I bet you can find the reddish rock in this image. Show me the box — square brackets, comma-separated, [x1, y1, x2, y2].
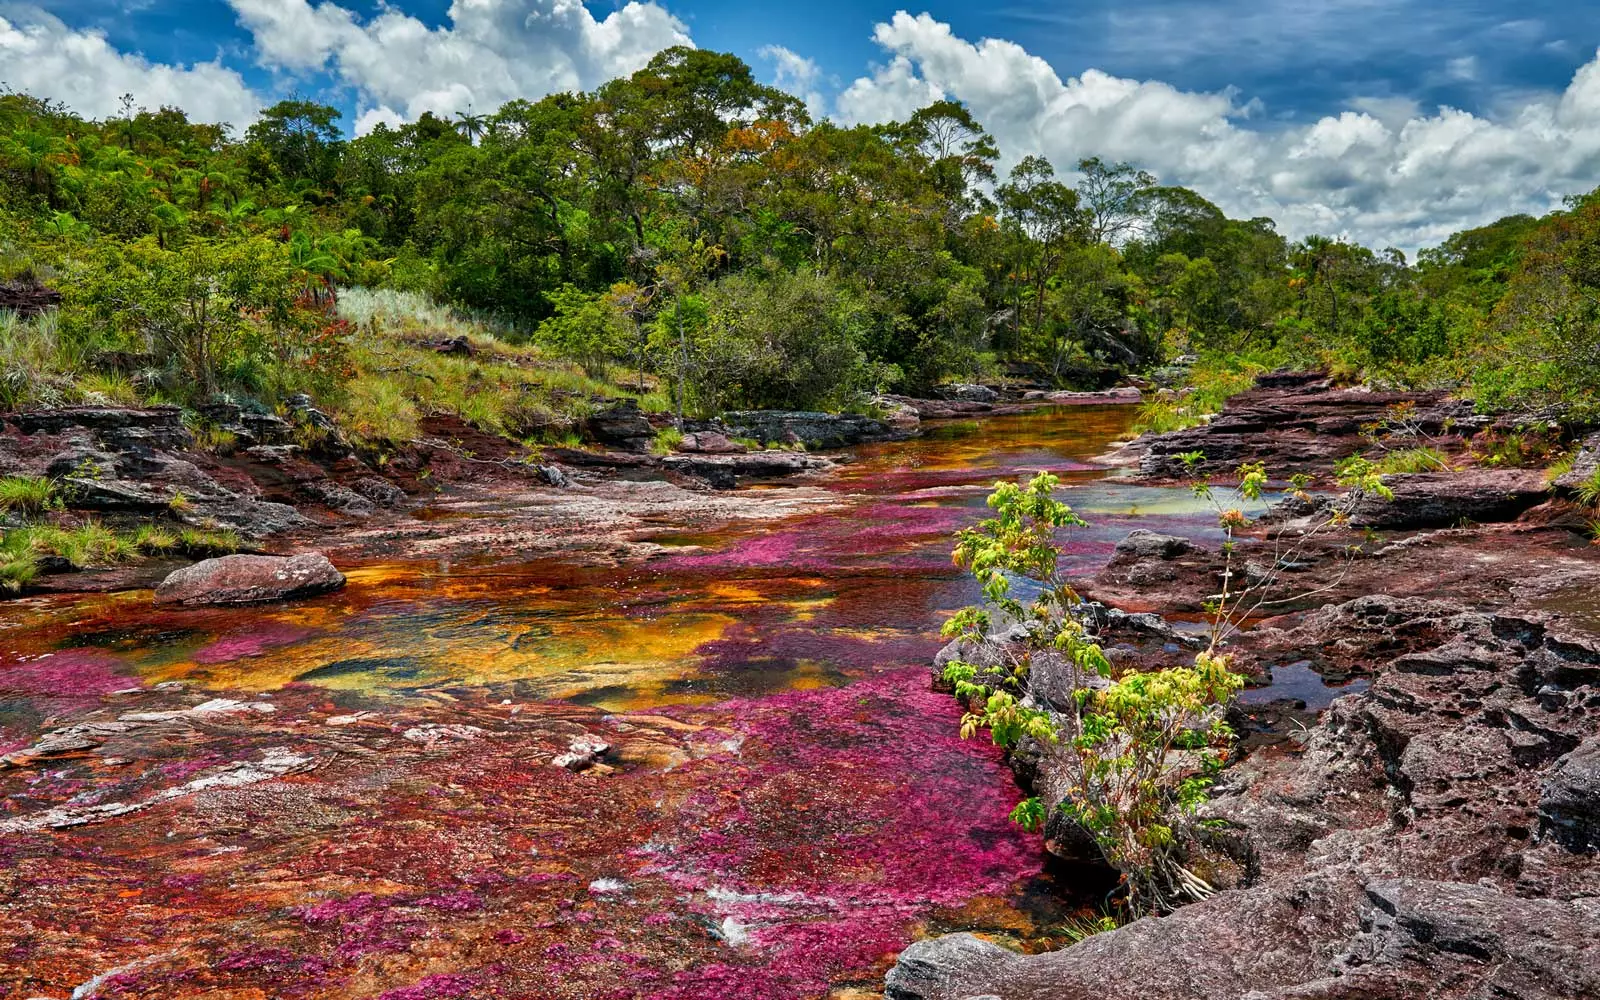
[677, 431, 745, 454]
[153, 553, 346, 606]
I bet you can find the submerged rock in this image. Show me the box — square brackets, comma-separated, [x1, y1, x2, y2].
[154, 553, 346, 606]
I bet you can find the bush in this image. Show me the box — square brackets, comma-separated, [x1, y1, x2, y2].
[942, 472, 1241, 916]
[650, 426, 683, 456]
[688, 268, 870, 412]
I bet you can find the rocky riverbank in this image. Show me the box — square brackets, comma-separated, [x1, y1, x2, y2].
[1, 382, 1146, 598]
[888, 374, 1600, 1000]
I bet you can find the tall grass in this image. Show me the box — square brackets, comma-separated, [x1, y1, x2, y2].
[1375, 446, 1451, 474]
[0, 475, 58, 515]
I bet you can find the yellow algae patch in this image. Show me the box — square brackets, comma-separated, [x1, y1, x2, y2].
[136, 607, 740, 697]
[705, 582, 768, 603]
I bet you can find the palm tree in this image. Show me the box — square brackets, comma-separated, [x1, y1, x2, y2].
[454, 109, 489, 144]
[0, 129, 68, 204]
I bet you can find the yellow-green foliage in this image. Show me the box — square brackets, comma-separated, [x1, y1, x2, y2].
[1375, 446, 1451, 474]
[1133, 363, 1260, 435]
[24, 521, 137, 567]
[0, 475, 58, 515]
[331, 287, 662, 447]
[650, 426, 683, 456]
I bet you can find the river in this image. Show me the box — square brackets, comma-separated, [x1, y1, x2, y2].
[1, 404, 1272, 999]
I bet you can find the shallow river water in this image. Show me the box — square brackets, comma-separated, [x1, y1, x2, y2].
[3, 405, 1294, 999]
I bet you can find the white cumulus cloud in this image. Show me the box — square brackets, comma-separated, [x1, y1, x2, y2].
[0, 7, 262, 127]
[228, 0, 692, 126]
[836, 11, 1600, 251]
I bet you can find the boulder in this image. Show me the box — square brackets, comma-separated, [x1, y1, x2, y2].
[661, 451, 833, 490]
[1040, 386, 1143, 404]
[154, 553, 346, 607]
[1540, 737, 1600, 851]
[1554, 431, 1600, 492]
[937, 383, 1001, 404]
[885, 933, 1020, 1000]
[1114, 529, 1194, 560]
[677, 431, 745, 454]
[350, 476, 408, 507]
[586, 399, 656, 451]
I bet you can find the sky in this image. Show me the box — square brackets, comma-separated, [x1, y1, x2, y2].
[4, 0, 1600, 252]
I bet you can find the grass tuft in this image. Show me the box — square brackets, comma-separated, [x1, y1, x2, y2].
[0, 475, 58, 515]
[1376, 446, 1451, 474]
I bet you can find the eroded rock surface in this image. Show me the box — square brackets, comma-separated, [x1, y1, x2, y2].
[893, 590, 1600, 1000]
[1136, 376, 1476, 479]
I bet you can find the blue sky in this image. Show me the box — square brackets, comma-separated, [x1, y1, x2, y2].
[28, 0, 1600, 131]
[6, 1, 1600, 249]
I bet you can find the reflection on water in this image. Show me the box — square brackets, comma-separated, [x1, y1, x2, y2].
[3, 406, 1262, 713]
[1529, 580, 1600, 639]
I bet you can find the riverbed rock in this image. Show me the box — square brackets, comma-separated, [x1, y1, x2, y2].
[1343, 468, 1549, 529]
[153, 553, 346, 606]
[677, 431, 745, 454]
[886, 933, 1020, 1000]
[1024, 386, 1143, 404]
[895, 590, 1600, 999]
[1137, 376, 1476, 479]
[6, 405, 195, 452]
[586, 399, 657, 451]
[721, 410, 904, 449]
[871, 396, 923, 433]
[937, 383, 1001, 404]
[661, 451, 833, 489]
[1553, 431, 1600, 492]
[1540, 737, 1600, 851]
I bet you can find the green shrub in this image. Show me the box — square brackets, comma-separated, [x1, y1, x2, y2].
[339, 374, 421, 445]
[132, 524, 178, 554]
[0, 530, 37, 593]
[24, 521, 137, 568]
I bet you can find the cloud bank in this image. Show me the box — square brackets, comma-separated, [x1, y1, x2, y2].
[228, 0, 691, 132]
[837, 12, 1600, 250]
[2, 4, 1599, 249]
[0, 7, 261, 126]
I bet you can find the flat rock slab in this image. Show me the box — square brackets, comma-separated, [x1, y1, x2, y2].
[154, 553, 346, 606]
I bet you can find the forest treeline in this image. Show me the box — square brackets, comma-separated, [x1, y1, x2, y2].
[3, 46, 1599, 430]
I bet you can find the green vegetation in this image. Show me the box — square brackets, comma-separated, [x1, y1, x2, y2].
[942, 461, 1393, 916]
[1133, 363, 1260, 434]
[939, 472, 1240, 916]
[650, 426, 685, 457]
[5, 53, 1599, 431]
[0, 515, 241, 593]
[0, 475, 58, 515]
[1375, 446, 1451, 474]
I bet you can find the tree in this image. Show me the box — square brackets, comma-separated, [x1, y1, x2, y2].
[245, 100, 344, 187]
[83, 236, 302, 396]
[1076, 156, 1157, 245]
